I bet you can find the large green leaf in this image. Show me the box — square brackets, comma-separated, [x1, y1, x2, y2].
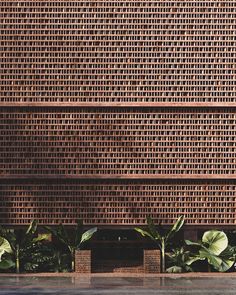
[0, 250, 4, 261]
[166, 215, 184, 242]
[146, 216, 162, 241]
[44, 226, 58, 238]
[199, 249, 222, 269]
[217, 246, 236, 272]
[185, 240, 201, 247]
[26, 220, 37, 236]
[202, 230, 228, 255]
[0, 259, 15, 270]
[44, 225, 70, 248]
[218, 257, 235, 272]
[79, 227, 97, 246]
[186, 255, 204, 265]
[199, 248, 234, 272]
[0, 237, 12, 260]
[134, 228, 156, 241]
[0, 228, 16, 251]
[32, 234, 51, 244]
[186, 230, 235, 272]
[221, 245, 236, 259]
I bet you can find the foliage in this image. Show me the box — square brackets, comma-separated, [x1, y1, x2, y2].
[45, 220, 97, 271]
[0, 237, 15, 271]
[185, 230, 236, 272]
[38, 241, 71, 273]
[0, 237, 12, 259]
[22, 241, 70, 273]
[49, 251, 71, 273]
[22, 242, 54, 272]
[0, 220, 50, 273]
[166, 247, 193, 273]
[135, 215, 184, 272]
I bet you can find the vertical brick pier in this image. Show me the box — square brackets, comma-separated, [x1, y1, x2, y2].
[144, 250, 161, 273]
[75, 250, 91, 273]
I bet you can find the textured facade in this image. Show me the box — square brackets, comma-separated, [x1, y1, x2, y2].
[1, 1, 236, 226]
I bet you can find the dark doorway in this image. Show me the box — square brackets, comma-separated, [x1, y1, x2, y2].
[89, 229, 153, 273]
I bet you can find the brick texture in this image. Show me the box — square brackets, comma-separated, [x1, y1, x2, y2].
[184, 230, 198, 242]
[1, 0, 236, 229]
[75, 250, 91, 274]
[144, 250, 161, 274]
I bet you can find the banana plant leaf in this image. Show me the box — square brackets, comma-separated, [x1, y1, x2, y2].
[79, 227, 97, 246]
[0, 237, 12, 260]
[134, 227, 156, 241]
[0, 259, 15, 270]
[146, 216, 162, 241]
[25, 220, 37, 236]
[186, 230, 235, 272]
[200, 248, 234, 272]
[32, 234, 51, 244]
[165, 215, 185, 242]
[202, 230, 228, 255]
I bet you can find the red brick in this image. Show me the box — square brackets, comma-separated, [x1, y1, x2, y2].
[144, 250, 161, 273]
[75, 250, 91, 273]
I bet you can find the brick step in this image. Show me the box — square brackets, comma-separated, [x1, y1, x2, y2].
[92, 260, 143, 273]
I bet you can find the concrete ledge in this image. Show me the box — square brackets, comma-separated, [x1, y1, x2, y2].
[0, 272, 236, 278]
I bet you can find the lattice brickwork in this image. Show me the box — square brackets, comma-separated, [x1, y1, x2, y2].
[1, 1, 236, 227]
[1, 1, 236, 105]
[0, 180, 235, 225]
[0, 107, 236, 177]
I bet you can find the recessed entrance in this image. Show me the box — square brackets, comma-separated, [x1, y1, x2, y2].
[89, 229, 154, 273]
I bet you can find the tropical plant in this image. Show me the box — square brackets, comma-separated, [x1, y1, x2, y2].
[0, 220, 50, 273]
[166, 247, 193, 273]
[45, 220, 97, 272]
[185, 230, 236, 272]
[135, 215, 184, 272]
[22, 242, 57, 273]
[0, 237, 15, 271]
[49, 251, 71, 273]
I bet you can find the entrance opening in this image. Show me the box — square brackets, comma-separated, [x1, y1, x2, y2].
[90, 229, 153, 273]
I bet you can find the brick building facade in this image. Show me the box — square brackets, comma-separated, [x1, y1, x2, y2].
[0, 1, 236, 230]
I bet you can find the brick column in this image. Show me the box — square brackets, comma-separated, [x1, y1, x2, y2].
[144, 249, 161, 273]
[75, 250, 91, 273]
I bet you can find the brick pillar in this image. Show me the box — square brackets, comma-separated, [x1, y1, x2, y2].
[75, 250, 91, 273]
[144, 249, 161, 273]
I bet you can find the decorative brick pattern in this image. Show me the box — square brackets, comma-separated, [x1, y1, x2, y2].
[144, 250, 161, 273]
[75, 250, 91, 274]
[1, 0, 236, 229]
[1, 1, 236, 106]
[1, 108, 236, 178]
[1, 179, 236, 226]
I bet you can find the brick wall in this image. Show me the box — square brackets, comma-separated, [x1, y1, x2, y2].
[76, 249, 160, 273]
[75, 250, 91, 273]
[144, 250, 161, 273]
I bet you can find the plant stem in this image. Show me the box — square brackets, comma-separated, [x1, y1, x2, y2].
[71, 249, 75, 272]
[161, 240, 165, 273]
[16, 244, 20, 274]
[57, 251, 61, 273]
[208, 264, 211, 272]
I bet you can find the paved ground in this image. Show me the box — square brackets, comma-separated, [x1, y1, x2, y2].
[0, 275, 235, 294]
